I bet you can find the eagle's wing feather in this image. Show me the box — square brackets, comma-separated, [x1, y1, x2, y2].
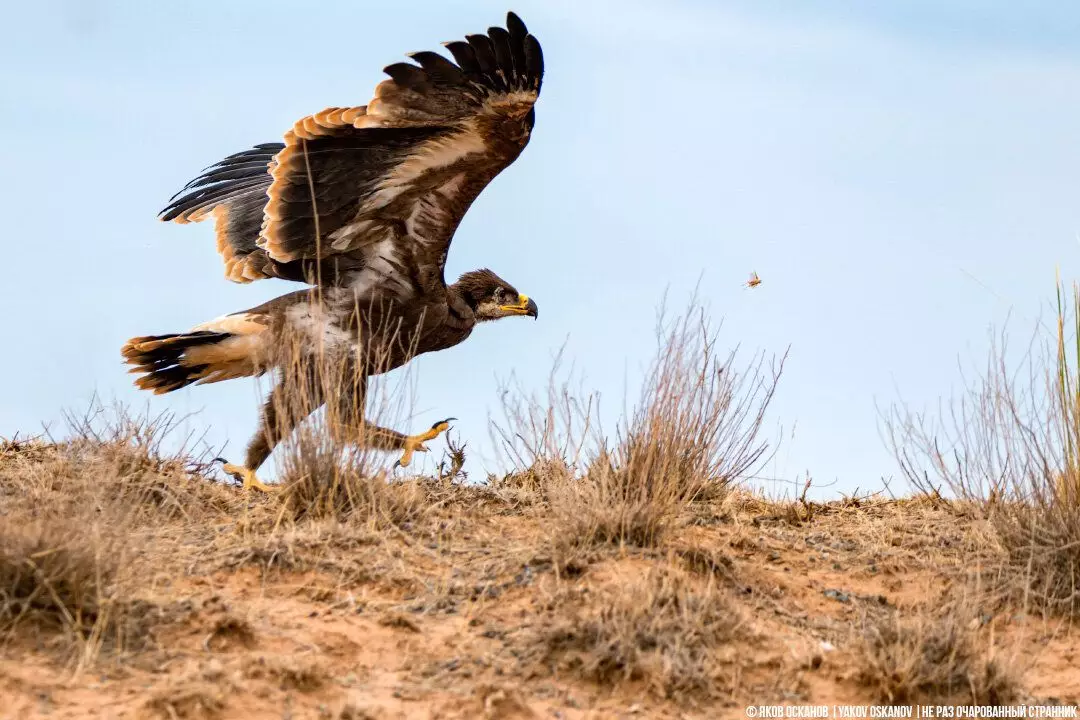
[159, 144, 285, 282]
[158, 12, 542, 289]
[258, 11, 543, 290]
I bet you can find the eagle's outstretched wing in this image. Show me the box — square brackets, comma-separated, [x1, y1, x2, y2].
[160, 11, 543, 289]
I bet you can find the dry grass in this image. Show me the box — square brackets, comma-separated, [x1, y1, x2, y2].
[241, 653, 326, 692]
[1, 410, 237, 525]
[494, 292, 786, 552]
[886, 273, 1080, 618]
[0, 521, 141, 666]
[853, 602, 1019, 703]
[145, 676, 228, 719]
[535, 565, 744, 702]
[0, 410, 221, 668]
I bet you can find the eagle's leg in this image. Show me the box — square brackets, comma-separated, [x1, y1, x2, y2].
[333, 418, 455, 469]
[219, 463, 275, 493]
[218, 381, 319, 492]
[394, 418, 456, 469]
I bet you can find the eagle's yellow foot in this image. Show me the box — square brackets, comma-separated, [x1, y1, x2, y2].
[393, 418, 456, 469]
[215, 459, 275, 492]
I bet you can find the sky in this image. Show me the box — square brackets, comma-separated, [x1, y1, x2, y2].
[2, 0, 1079, 499]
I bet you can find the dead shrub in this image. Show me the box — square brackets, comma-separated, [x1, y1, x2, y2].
[484, 458, 573, 505]
[0, 520, 149, 664]
[242, 653, 326, 692]
[495, 291, 785, 549]
[535, 566, 742, 701]
[886, 273, 1080, 616]
[280, 438, 428, 526]
[854, 604, 1019, 703]
[1, 403, 238, 526]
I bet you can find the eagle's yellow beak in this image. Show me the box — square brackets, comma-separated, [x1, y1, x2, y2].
[499, 294, 538, 319]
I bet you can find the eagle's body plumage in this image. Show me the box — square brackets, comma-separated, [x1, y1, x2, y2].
[122, 12, 544, 489]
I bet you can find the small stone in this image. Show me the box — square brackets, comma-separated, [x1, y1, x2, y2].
[823, 589, 850, 604]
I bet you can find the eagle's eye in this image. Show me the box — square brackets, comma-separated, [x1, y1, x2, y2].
[493, 287, 507, 304]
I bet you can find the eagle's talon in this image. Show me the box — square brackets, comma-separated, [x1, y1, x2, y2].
[217, 460, 275, 492]
[394, 420, 453, 469]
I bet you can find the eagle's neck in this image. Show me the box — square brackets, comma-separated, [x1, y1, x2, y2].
[445, 283, 478, 323]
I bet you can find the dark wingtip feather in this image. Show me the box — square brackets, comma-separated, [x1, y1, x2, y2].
[466, 32, 503, 90]
[407, 50, 467, 84]
[383, 61, 428, 88]
[487, 26, 514, 85]
[443, 40, 481, 75]
[506, 12, 527, 39]
[524, 34, 544, 91]
[465, 33, 496, 73]
[504, 14, 528, 82]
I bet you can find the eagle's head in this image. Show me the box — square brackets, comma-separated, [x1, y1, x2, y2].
[455, 268, 538, 322]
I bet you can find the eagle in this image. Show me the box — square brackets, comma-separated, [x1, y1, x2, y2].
[121, 12, 543, 492]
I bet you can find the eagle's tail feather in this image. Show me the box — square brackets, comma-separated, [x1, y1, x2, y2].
[121, 328, 263, 394]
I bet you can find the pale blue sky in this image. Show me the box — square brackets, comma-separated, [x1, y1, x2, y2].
[3, 1, 1079, 497]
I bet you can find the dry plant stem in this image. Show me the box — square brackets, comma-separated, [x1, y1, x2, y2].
[854, 601, 1018, 703]
[492, 289, 787, 549]
[885, 272, 1080, 617]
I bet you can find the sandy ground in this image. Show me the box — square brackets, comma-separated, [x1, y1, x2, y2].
[1, 438, 1078, 719]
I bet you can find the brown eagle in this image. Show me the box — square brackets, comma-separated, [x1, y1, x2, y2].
[121, 12, 543, 491]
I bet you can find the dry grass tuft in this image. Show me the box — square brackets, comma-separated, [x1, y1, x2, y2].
[0, 522, 115, 635]
[535, 566, 743, 701]
[484, 458, 573, 506]
[0, 519, 151, 665]
[887, 273, 1080, 617]
[853, 604, 1019, 703]
[242, 653, 326, 692]
[0, 404, 241, 668]
[495, 292, 785, 550]
[674, 543, 737, 582]
[280, 443, 428, 527]
[1, 405, 241, 526]
[145, 679, 227, 719]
